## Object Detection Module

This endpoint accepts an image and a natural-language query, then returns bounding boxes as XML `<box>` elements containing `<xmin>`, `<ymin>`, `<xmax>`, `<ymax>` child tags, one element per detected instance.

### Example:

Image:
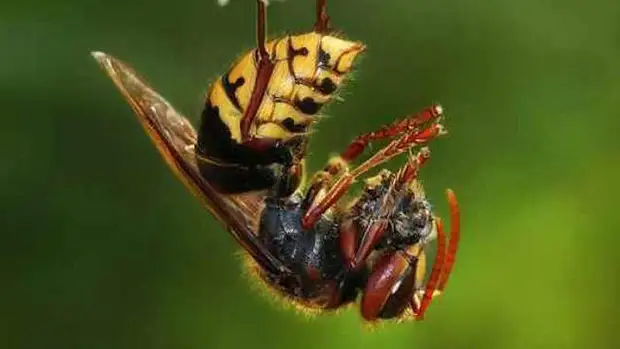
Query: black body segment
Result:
<box><xmin>258</xmin><ymin>195</ymin><xmax>362</xmax><ymax>308</ymax></box>
<box><xmin>196</xmin><ymin>101</ymin><xmax>293</xmax><ymax>193</ymax></box>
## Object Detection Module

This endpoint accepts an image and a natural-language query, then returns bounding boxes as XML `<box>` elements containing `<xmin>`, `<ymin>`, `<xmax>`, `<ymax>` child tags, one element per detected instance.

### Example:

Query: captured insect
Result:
<box><xmin>92</xmin><ymin>0</ymin><xmax>460</xmax><ymax>322</ymax></box>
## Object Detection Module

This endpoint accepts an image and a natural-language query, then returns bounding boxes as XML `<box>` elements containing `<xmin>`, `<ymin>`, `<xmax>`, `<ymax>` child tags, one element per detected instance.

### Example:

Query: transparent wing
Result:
<box><xmin>91</xmin><ymin>51</ymin><xmax>288</xmax><ymax>275</ymax></box>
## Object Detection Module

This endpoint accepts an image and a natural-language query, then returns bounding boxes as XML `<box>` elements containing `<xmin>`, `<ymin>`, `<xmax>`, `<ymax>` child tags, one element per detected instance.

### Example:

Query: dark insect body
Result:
<box><xmin>93</xmin><ymin>0</ymin><xmax>460</xmax><ymax>323</ymax></box>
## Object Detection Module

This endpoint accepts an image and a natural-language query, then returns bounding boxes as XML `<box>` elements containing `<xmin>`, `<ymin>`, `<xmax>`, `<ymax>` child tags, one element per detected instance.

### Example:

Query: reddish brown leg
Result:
<box><xmin>314</xmin><ymin>0</ymin><xmax>330</xmax><ymax>33</ymax></box>
<box><xmin>256</xmin><ymin>1</ymin><xmax>268</xmax><ymax>60</ymax></box>
<box><xmin>301</xmin><ymin>120</ymin><xmax>445</xmax><ymax>230</ymax></box>
<box><xmin>240</xmin><ymin>0</ymin><xmax>276</xmax><ymax>142</ymax></box>
<box><xmin>341</xmin><ymin>105</ymin><xmax>443</xmax><ymax>163</ymax></box>
<box><xmin>393</xmin><ymin>147</ymin><xmax>431</xmax><ymax>190</ymax></box>
<box><xmin>346</xmin><ymin>121</ymin><xmax>444</xmax><ymax>180</ymax></box>
<box><xmin>304</xmin><ymin>105</ymin><xmax>442</xmax><ymax>213</ymax></box>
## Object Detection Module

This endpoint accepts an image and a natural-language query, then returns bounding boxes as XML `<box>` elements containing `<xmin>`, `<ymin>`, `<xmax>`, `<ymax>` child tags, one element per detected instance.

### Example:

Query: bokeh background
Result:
<box><xmin>2</xmin><ymin>0</ymin><xmax>619</xmax><ymax>348</ymax></box>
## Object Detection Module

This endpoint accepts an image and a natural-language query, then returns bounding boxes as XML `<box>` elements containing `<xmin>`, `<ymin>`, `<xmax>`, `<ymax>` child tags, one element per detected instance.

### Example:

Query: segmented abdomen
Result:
<box><xmin>204</xmin><ymin>32</ymin><xmax>365</xmax><ymax>145</ymax></box>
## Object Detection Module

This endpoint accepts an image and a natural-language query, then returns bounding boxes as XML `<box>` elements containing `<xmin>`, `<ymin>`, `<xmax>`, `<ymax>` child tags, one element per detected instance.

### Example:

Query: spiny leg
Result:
<box><xmin>341</xmin><ymin>105</ymin><xmax>443</xmax><ymax>163</ymax></box>
<box><xmin>393</xmin><ymin>147</ymin><xmax>431</xmax><ymax>191</ymax></box>
<box><xmin>314</xmin><ymin>0</ymin><xmax>330</xmax><ymax>33</ymax></box>
<box><xmin>302</xmin><ymin>120</ymin><xmax>446</xmax><ymax>230</ymax></box>
<box><xmin>318</xmin><ymin>105</ymin><xmax>441</xmax><ymax>180</ymax></box>
<box><xmin>256</xmin><ymin>0</ymin><xmax>269</xmax><ymax>61</ymax></box>
<box><xmin>240</xmin><ymin>1</ymin><xmax>276</xmax><ymax>142</ymax></box>
<box><xmin>301</xmin><ymin>105</ymin><xmax>442</xmax><ymax>220</ymax></box>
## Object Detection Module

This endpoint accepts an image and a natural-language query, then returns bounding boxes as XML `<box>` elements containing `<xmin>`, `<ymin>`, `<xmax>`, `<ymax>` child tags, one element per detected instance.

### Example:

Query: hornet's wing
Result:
<box><xmin>91</xmin><ymin>51</ymin><xmax>289</xmax><ymax>276</ymax></box>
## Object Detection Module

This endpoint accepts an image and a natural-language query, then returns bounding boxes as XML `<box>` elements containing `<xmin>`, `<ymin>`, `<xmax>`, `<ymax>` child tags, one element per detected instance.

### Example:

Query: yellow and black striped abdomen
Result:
<box><xmin>195</xmin><ymin>32</ymin><xmax>365</xmax><ymax>193</ymax></box>
<box><xmin>204</xmin><ymin>32</ymin><xmax>365</xmax><ymax>145</ymax></box>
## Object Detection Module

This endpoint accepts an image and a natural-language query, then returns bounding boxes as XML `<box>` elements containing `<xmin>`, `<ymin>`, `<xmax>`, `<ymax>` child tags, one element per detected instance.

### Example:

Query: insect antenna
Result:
<box><xmin>437</xmin><ymin>190</ymin><xmax>460</xmax><ymax>291</ymax></box>
<box><xmin>414</xmin><ymin>217</ymin><xmax>447</xmax><ymax>320</ymax></box>
<box><xmin>414</xmin><ymin>190</ymin><xmax>460</xmax><ymax>320</ymax></box>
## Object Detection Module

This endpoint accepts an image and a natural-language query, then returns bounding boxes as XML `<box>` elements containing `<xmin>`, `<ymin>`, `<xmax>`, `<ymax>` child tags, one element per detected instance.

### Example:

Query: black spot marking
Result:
<box><xmin>295</xmin><ymin>97</ymin><xmax>322</xmax><ymax>115</ymax></box>
<box><xmin>222</xmin><ymin>72</ymin><xmax>245</xmax><ymax>111</ymax></box>
<box><xmin>318</xmin><ymin>48</ymin><xmax>331</xmax><ymax>67</ymax></box>
<box><xmin>282</xmin><ymin>117</ymin><xmax>309</xmax><ymax>133</ymax></box>
<box><xmin>290</xmin><ymin>46</ymin><xmax>310</xmax><ymax>57</ymax></box>
<box><xmin>315</xmin><ymin>77</ymin><xmax>337</xmax><ymax>95</ymax></box>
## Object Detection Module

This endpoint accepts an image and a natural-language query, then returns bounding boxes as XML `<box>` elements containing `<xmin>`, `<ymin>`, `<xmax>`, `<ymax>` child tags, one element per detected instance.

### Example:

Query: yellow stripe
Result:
<box><xmin>207</xmin><ymin>79</ymin><xmax>243</xmax><ymax>142</ymax></box>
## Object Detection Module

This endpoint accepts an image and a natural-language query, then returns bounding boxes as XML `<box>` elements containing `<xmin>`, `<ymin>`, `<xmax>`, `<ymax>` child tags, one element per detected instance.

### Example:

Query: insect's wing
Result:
<box><xmin>91</xmin><ymin>52</ymin><xmax>288</xmax><ymax>276</ymax></box>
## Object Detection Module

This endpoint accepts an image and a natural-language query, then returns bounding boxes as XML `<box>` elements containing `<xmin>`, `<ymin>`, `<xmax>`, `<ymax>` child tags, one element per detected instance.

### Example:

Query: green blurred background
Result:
<box><xmin>2</xmin><ymin>0</ymin><xmax>619</xmax><ymax>348</ymax></box>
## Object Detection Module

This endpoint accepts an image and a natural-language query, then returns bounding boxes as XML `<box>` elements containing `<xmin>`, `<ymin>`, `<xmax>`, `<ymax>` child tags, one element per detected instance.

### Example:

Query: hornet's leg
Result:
<box><xmin>301</xmin><ymin>114</ymin><xmax>446</xmax><ymax>230</ymax></box>
<box><xmin>240</xmin><ymin>0</ymin><xmax>276</xmax><ymax>143</ymax></box>
<box><xmin>314</xmin><ymin>0</ymin><xmax>330</xmax><ymax>33</ymax></box>
<box><xmin>301</xmin><ymin>105</ymin><xmax>442</xmax><ymax>215</ymax></box>
<box><xmin>340</xmin><ymin>105</ymin><xmax>443</xmax><ymax>163</ymax></box>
